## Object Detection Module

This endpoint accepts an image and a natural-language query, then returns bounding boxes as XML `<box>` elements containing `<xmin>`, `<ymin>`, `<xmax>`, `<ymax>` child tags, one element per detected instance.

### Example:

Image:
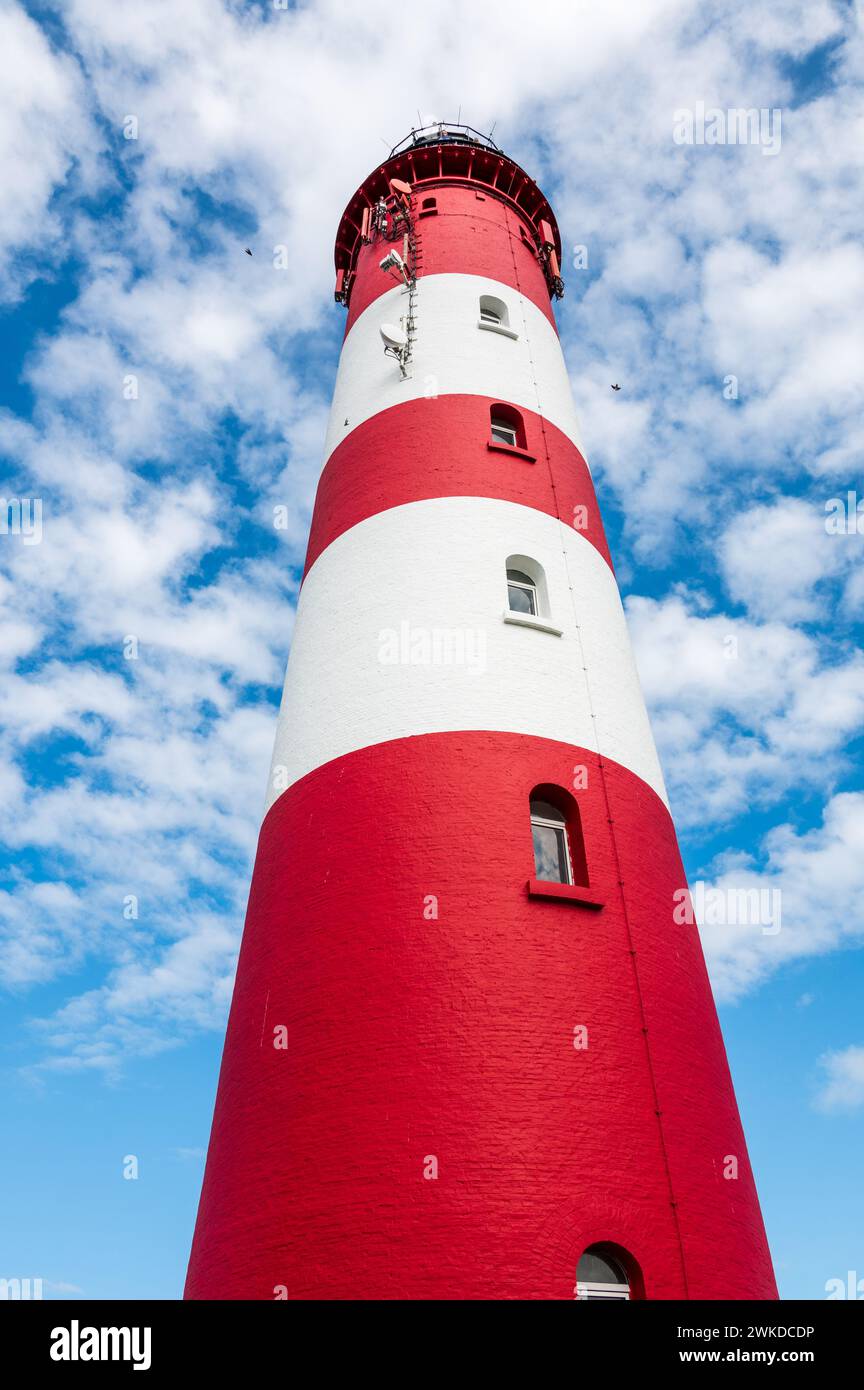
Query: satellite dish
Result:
<box><xmin>379</xmin><ymin>322</ymin><xmax>408</xmax><ymax>351</ymax></box>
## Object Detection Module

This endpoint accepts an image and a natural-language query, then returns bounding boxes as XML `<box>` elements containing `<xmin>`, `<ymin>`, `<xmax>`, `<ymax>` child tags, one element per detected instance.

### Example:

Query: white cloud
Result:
<box><xmin>698</xmin><ymin>792</ymin><xmax>864</xmax><ymax>1002</ymax></box>
<box><xmin>701</xmin><ymin>240</ymin><xmax>864</xmax><ymax>419</ymax></box>
<box><xmin>627</xmin><ymin>591</ymin><xmax>864</xmax><ymax>825</ymax></box>
<box><xmin>719</xmin><ymin>497</ymin><xmax>859</xmax><ymax>622</ymax></box>
<box><xmin>0</xmin><ymin>880</ymin><xmax>87</xmax><ymax>989</ymax></box>
<box><xmin>814</xmin><ymin>1044</ymin><xmax>864</xmax><ymax>1112</ymax></box>
<box><xmin>0</xmin><ymin>6</ymin><xmax>101</xmax><ymax>297</ymax></box>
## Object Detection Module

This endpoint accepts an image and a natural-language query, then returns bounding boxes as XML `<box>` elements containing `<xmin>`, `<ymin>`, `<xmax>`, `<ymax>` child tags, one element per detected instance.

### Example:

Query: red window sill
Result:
<box><xmin>526</xmin><ymin>878</ymin><xmax>605</xmax><ymax>909</ymax></box>
<box><xmin>487</xmin><ymin>441</ymin><xmax>536</xmax><ymax>464</ymax></box>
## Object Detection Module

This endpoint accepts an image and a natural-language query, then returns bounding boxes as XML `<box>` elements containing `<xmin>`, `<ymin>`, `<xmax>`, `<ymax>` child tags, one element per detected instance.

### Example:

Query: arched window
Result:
<box><xmin>505</xmin><ymin>553</ymin><xmax>558</xmax><ymax>631</ymax></box>
<box><xmin>507</xmin><ymin>567</ymin><xmax>537</xmax><ymax>615</ymax></box>
<box><xmin>478</xmin><ymin>294</ymin><xmax>518</xmax><ymax>339</ymax></box>
<box><xmin>479</xmin><ymin>293</ymin><xmax>508</xmax><ymax>327</ymax></box>
<box><xmin>490</xmin><ymin>404</ymin><xmax>526</xmax><ymax>450</ymax></box>
<box><xmin>503</xmin><ymin>555</ymin><xmax>562</xmax><ymax>636</ymax></box>
<box><xmin>529</xmin><ymin>784</ymin><xmax>589</xmax><ymax>886</ymax></box>
<box><xmin>576</xmin><ymin>1245</ymin><xmax>641</xmax><ymax>1301</ymax></box>
<box><xmin>530</xmin><ymin>798</ymin><xmax>571</xmax><ymax>883</ymax></box>
<box><xmin>419</xmin><ymin>195</ymin><xmax>438</xmax><ymax>217</ymax></box>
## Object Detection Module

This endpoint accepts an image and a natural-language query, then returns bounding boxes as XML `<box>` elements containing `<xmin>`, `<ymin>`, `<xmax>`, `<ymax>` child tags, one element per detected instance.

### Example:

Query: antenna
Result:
<box><xmin>379</xmin><ymin>322</ymin><xmax>408</xmax><ymax>351</ymax></box>
<box><xmin>379</xmin><ymin>249</ymin><xmax>410</xmax><ymax>284</ymax></box>
<box><xmin>379</xmin><ymin>319</ymin><xmax>411</xmax><ymax>378</ymax></box>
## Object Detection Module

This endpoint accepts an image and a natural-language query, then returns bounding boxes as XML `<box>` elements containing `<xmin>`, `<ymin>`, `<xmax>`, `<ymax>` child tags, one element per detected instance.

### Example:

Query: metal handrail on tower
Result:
<box><xmin>388</xmin><ymin>122</ymin><xmax>502</xmax><ymax>158</ymax></box>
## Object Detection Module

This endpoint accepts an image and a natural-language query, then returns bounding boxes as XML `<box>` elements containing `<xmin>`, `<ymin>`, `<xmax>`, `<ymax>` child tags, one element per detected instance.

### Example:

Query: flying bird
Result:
<box><xmin>244</xmin><ymin>248</ymin><xmax>253</xmax><ymax>256</ymax></box>
<box><xmin>611</xmin><ymin>383</ymin><xmax>621</xmax><ymax>391</ymax></box>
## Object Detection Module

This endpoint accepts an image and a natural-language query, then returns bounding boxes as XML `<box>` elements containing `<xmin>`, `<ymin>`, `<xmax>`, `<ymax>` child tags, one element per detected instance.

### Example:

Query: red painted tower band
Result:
<box><xmin>186</xmin><ymin>126</ymin><xmax>777</xmax><ymax>1301</ymax></box>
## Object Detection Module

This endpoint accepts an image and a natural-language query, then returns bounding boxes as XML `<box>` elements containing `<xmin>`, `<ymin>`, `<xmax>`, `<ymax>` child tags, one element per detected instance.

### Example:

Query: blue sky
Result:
<box><xmin>0</xmin><ymin>0</ymin><xmax>862</xmax><ymax>1300</ymax></box>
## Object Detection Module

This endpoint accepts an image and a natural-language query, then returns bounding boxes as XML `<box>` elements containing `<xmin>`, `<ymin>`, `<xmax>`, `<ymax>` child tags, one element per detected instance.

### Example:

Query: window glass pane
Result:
<box><xmin>480</xmin><ymin>297</ymin><xmax>506</xmax><ymax>324</ymax></box>
<box><xmin>529</xmin><ymin>799</ymin><xmax>564</xmax><ymax>823</ymax></box>
<box><xmin>577</xmin><ymin>1251</ymin><xmax>627</xmax><ymax>1285</ymax></box>
<box><xmin>532</xmin><ymin>823</ymin><xmax>569</xmax><ymax>882</ymax></box>
<box><xmin>491</xmin><ymin>423</ymin><xmax>517</xmax><ymax>446</ymax></box>
<box><xmin>506</xmin><ymin>570</ymin><xmax>534</xmax><ymax>587</ymax></box>
<box><xmin>508</xmin><ymin>583</ymin><xmax>535</xmax><ymax>615</ymax></box>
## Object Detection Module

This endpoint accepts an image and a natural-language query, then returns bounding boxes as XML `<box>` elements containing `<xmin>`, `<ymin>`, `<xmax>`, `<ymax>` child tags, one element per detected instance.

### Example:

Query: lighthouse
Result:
<box><xmin>185</xmin><ymin>125</ymin><xmax>777</xmax><ymax>1301</ymax></box>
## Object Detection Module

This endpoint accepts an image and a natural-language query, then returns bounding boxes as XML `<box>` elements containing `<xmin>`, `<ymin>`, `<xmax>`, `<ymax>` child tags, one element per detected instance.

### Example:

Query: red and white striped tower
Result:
<box><xmin>186</xmin><ymin>126</ymin><xmax>777</xmax><ymax>1301</ymax></box>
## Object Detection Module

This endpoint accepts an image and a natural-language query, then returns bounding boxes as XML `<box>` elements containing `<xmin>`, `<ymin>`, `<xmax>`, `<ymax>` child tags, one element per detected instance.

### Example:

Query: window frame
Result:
<box><xmin>526</xmin><ymin>783</ymin><xmax>593</xmax><ymax>896</ymax></box>
<box><xmin>489</xmin><ymin>405</ymin><xmax>527</xmax><ymax>451</ymax></box>
<box><xmin>575</xmin><ymin>1279</ymin><xmax>631</xmax><ymax>1302</ymax></box>
<box><xmin>479</xmin><ymin>294</ymin><xmax>508</xmax><ymax>326</ymax></box>
<box><xmin>507</xmin><ymin>568</ymin><xmax>538</xmax><ymax>616</ymax></box>
<box><xmin>491</xmin><ymin>419</ymin><xmax>519</xmax><ymax>448</ymax></box>
<box><xmin>503</xmin><ymin>555</ymin><xmax>562</xmax><ymax>635</ymax></box>
<box><xmin>478</xmin><ymin>294</ymin><xmax>519</xmax><ymax>340</ymax></box>
<box><xmin>530</xmin><ymin>803</ymin><xmax>574</xmax><ymax>885</ymax></box>
<box><xmin>575</xmin><ymin>1244</ymin><xmax>642</xmax><ymax>1300</ymax></box>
